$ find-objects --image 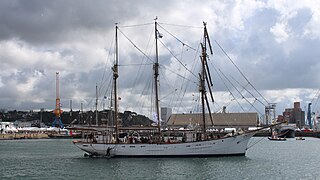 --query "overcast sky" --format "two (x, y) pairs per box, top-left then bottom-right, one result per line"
(1, 0), (320, 118)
